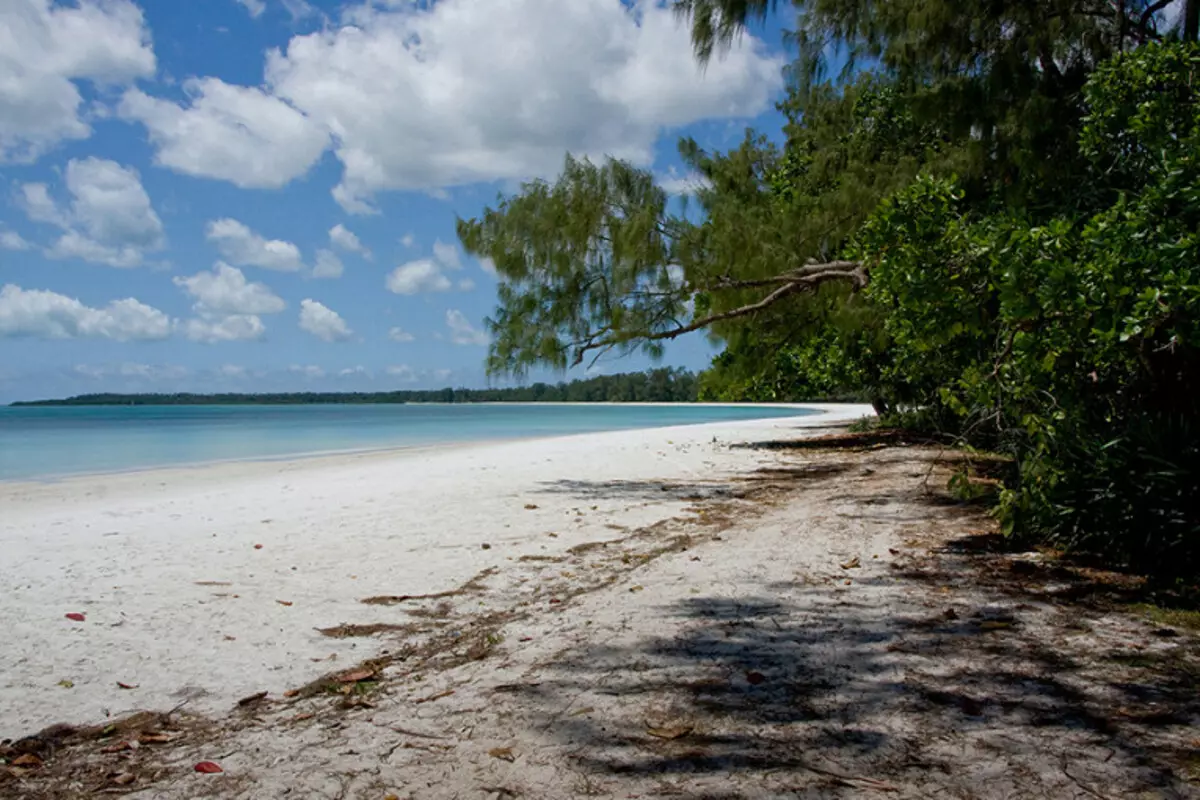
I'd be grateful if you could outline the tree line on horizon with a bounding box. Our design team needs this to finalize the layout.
[457,1,1200,579]
[10,368,704,406]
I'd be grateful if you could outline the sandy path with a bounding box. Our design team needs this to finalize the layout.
[0,404,869,739]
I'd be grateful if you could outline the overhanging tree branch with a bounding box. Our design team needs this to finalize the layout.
[568,259,867,366]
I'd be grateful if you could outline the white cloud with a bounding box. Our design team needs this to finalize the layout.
[385,258,452,295]
[329,223,371,258]
[0,284,170,341]
[445,308,488,346]
[235,0,266,18]
[385,364,417,382]
[174,263,285,316]
[1,230,32,251]
[388,326,414,342]
[116,1,779,209]
[313,248,344,279]
[478,256,497,277]
[20,158,164,268]
[120,78,329,189]
[657,168,712,196]
[179,314,266,343]
[289,363,325,378]
[338,365,370,378]
[74,362,188,380]
[218,364,248,378]
[384,240,475,295]
[298,298,352,341]
[282,0,319,22]
[432,239,461,271]
[206,218,304,271]
[401,233,415,248]
[0,0,155,162]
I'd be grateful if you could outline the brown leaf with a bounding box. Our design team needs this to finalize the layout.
[523,504,538,510]
[646,724,692,740]
[193,761,223,774]
[237,690,268,706]
[568,706,595,717]
[101,741,133,754]
[276,600,293,607]
[336,669,375,683]
[980,620,1013,631]
[110,772,136,786]
[283,689,300,698]
[745,671,767,686]
[840,556,861,570]
[487,746,516,762]
[116,682,138,690]
[11,754,42,767]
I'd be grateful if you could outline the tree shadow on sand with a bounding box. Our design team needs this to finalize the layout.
[504,517,1199,797]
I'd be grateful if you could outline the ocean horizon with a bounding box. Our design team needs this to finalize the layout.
[0,403,815,481]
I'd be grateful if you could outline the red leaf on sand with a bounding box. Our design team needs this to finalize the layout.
[116,681,138,690]
[193,761,223,774]
[253,544,263,550]
[65,613,86,622]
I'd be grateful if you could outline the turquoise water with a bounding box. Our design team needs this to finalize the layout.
[0,404,813,481]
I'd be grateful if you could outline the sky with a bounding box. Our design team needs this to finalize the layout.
[0,0,795,403]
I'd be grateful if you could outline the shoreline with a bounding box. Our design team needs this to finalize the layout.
[0,404,872,739]
[0,402,828,485]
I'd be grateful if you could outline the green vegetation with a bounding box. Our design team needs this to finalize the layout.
[10,368,700,406]
[458,2,1199,579]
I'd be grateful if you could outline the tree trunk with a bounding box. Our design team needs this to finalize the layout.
[1187,0,1199,42]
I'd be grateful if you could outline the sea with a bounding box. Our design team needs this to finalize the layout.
[0,403,814,481]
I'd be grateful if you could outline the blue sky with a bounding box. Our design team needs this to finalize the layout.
[0,0,794,403]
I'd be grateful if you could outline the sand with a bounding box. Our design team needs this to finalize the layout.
[0,403,870,739]
[4,402,1198,799]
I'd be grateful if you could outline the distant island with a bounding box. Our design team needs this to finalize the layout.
[11,368,700,406]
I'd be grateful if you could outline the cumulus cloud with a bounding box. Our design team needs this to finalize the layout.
[289,363,325,378]
[0,284,170,341]
[329,223,371,259]
[174,263,285,316]
[312,248,345,279]
[299,298,352,341]
[657,168,712,196]
[385,258,452,295]
[400,233,416,248]
[120,78,329,189]
[122,0,779,209]
[478,256,497,277]
[445,309,488,346]
[388,326,415,342]
[0,0,155,162]
[20,158,165,268]
[206,218,304,271]
[179,314,266,343]
[432,239,461,271]
[385,238,475,295]
[235,0,266,18]
[74,362,188,380]
[1,230,32,251]
[386,364,417,382]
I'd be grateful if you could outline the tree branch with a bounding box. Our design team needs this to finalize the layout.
[568,260,866,366]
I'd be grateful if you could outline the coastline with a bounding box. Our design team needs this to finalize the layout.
[0,404,871,739]
[0,401,826,484]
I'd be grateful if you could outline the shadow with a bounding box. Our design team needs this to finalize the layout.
[512,565,1199,797]
[535,478,744,503]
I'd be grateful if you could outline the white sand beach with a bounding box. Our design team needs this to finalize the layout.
[0,404,870,739]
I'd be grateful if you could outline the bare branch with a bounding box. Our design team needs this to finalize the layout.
[568,260,866,366]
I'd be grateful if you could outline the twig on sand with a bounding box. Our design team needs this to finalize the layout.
[801,760,899,793]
